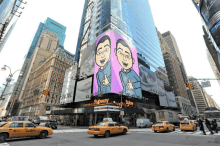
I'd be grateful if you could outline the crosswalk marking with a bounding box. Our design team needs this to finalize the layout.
[52,128,220,136]
[0,143,10,146]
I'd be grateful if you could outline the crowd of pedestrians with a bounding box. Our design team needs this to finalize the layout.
[198,117,219,135]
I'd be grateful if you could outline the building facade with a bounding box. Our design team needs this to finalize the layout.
[0,0,24,53]
[188,76,208,114]
[0,83,15,118]
[207,49,220,86]
[192,0,220,79]
[8,18,66,116]
[19,46,74,117]
[57,0,177,126]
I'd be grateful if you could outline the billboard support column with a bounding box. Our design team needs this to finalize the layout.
[119,91,123,123]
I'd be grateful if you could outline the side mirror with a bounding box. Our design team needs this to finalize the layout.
[34,126,36,128]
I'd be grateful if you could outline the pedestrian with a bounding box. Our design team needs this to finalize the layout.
[205,118,214,134]
[211,119,218,133]
[198,118,206,135]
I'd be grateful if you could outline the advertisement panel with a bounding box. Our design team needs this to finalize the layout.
[166,91,177,107]
[60,65,77,105]
[79,43,96,77]
[157,78,168,107]
[211,21,220,46]
[200,0,220,24]
[93,30,142,98]
[75,77,92,102]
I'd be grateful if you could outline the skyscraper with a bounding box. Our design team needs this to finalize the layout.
[8,18,66,116]
[58,0,177,126]
[192,0,220,77]
[76,0,165,73]
[0,0,24,53]
[188,76,208,114]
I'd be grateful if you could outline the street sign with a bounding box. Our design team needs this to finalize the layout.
[201,81,211,87]
[120,111,124,116]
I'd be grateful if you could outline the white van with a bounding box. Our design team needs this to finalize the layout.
[136,119,153,128]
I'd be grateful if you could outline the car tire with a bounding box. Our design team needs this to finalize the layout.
[173,127,175,131]
[55,126,57,129]
[39,131,48,139]
[145,124,148,128]
[52,125,56,129]
[104,131,110,138]
[0,133,7,143]
[94,135,98,137]
[123,129,127,135]
[154,131,157,133]
[166,128,169,133]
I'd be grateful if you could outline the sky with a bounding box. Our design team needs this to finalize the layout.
[0,0,219,106]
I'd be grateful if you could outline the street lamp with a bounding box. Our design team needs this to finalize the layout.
[0,65,23,100]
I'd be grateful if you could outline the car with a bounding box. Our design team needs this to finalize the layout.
[136,119,153,128]
[31,119,41,125]
[151,120,175,133]
[180,120,197,131]
[0,121,53,142]
[87,119,129,138]
[45,119,58,129]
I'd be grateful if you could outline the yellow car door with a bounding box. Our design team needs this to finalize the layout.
[114,122,122,133]
[24,122,38,137]
[8,122,25,138]
[108,122,116,134]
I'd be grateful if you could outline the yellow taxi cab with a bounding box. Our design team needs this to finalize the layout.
[0,121,53,142]
[180,120,197,131]
[151,120,175,133]
[87,118,129,138]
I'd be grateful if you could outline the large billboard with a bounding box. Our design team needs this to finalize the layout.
[79,43,96,77]
[210,21,220,46]
[93,30,142,98]
[200,0,220,26]
[60,65,77,105]
[75,77,93,102]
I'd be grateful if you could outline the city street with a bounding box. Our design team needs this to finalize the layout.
[1,126,220,146]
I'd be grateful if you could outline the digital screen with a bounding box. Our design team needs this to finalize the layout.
[200,0,220,25]
[79,43,96,77]
[60,65,77,104]
[211,21,220,46]
[75,77,92,102]
[93,30,142,98]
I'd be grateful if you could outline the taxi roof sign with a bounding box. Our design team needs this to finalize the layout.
[103,118,113,122]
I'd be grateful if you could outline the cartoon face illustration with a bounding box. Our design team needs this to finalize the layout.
[115,39,134,70]
[95,35,111,68]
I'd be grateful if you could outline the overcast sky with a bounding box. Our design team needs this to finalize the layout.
[0,0,219,105]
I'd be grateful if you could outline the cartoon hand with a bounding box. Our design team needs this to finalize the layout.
[127,79,134,89]
[102,74,110,86]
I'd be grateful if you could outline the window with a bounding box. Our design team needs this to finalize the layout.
[114,122,119,126]
[9,122,23,128]
[96,123,105,126]
[25,123,35,127]
[108,122,114,127]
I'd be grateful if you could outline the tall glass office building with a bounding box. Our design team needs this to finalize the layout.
[57,0,177,126]
[76,0,165,73]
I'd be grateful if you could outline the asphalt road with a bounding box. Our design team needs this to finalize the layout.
[3,128,220,146]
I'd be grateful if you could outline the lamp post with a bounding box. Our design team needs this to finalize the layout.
[0,65,23,100]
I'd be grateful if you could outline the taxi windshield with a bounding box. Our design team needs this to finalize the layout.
[0,122,7,127]
[181,122,189,124]
[96,122,106,126]
[156,122,164,124]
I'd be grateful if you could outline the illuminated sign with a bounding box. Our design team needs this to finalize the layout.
[93,30,142,98]
[84,99,133,107]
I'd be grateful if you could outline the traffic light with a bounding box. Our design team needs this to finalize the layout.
[189,83,194,90]
[43,89,50,95]
[184,82,189,90]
